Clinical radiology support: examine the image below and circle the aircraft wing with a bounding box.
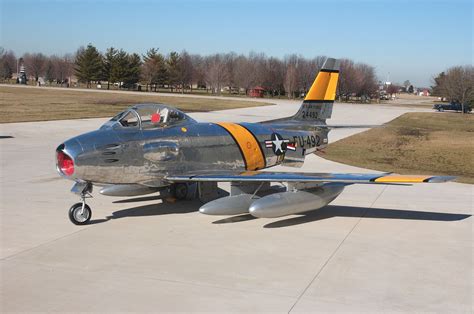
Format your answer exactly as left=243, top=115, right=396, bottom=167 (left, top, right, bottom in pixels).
left=166, top=171, right=455, bottom=184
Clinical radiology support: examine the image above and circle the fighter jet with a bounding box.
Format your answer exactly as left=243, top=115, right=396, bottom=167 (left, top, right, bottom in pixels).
left=56, top=58, right=454, bottom=225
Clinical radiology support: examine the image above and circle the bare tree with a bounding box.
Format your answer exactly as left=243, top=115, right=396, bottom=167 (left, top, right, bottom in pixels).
left=298, top=56, right=326, bottom=94
left=249, top=52, right=267, bottom=87
left=204, top=54, right=229, bottom=94
left=337, top=59, right=356, bottom=101
left=49, top=54, right=73, bottom=86
left=386, top=84, right=399, bottom=97
left=223, top=52, right=238, bottom=93
left=44, top=58, right=55, bottom=84
left=262, top=57, right=285, bottom=96
left=355, top=63, right=378, bottom=99
left=0, top=48, right=16, bottom=80
left=190, top=54, right=205, bottom=91
left=284, top=54, right=300, bottom=98
left=434, top=65, right=474, bottom=113
left=233, top=54, right=255, bottom=95
left=177, top=50, right=194, bottom=93
left=23, top=52, right=47, bottom=82
left=337, top=59, right=377, bottom=102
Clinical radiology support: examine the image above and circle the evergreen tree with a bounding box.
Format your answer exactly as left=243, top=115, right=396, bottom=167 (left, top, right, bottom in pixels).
left=103, top=47, right=117, bottom=89
left=75, top=44, right=102, bottom=88
left=156, top=54, right=168, bottom=87
left=110, top=49, right=129, bottom=88
left=125, top=53, right=141, bottom=87
left=141, top=48, right=160, bottom=91
left=167, top=51, right=180, bottom=92
left=431, top=72, right=446, bottom=96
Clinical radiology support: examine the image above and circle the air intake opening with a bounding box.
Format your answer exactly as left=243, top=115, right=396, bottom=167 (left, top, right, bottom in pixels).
left=56, top=145, right=74, bottom=176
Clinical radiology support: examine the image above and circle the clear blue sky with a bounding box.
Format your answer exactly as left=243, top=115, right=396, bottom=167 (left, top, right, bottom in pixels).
left=1, top=0, right=472, bottom=86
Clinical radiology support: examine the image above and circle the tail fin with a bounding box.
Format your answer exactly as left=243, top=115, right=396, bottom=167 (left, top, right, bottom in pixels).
left=293, top=58, right=340, bottom=121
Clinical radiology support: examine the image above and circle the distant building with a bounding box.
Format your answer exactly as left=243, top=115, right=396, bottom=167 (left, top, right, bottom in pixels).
left=248, top=86, right=265, bottom=98
left=418, top=89, right=431, bottom=96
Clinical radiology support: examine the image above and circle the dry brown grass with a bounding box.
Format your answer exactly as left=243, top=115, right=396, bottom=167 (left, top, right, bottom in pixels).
left=320, top=112, right=474, bottom=184
left=0, top=86, right=271, bottom=123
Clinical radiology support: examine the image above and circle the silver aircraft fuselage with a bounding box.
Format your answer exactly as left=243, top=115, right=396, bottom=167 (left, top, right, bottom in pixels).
left=57, top=104, right=328, bottom=188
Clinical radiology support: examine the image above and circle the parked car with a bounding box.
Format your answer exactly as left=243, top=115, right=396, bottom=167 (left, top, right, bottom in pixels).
left=433, top=102, right=472, bottom=113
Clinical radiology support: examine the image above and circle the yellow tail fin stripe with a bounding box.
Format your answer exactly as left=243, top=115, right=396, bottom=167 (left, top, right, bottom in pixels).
left=216, top=122, right=265, bottom=171
left=374, top=175, right=431, bottom=183
left=305, top=72, right=339, bottom=101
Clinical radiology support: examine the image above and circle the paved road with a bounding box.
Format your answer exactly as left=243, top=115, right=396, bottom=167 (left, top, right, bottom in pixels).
left=0, top=100, right=472, bottom=313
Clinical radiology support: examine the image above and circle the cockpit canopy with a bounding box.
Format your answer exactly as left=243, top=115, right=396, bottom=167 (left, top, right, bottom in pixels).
left=105, top=103, right=195, bottom=130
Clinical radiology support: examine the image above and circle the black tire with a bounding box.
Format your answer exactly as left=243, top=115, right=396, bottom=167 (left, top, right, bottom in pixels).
left=68, top=203, right=92, bottom=225
left=172, top=183, right=189, bottom=200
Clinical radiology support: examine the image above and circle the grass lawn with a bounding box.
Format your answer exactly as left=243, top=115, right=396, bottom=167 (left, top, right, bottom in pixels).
left=320, top=112, right=474, bottom=184
left=0, top=86, right=272, bottom=123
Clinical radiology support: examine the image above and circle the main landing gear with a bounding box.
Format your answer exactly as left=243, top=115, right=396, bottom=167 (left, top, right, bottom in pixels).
left=69, top=182, right=93, bottom=225
left=171, top=182, right=192, bottom=200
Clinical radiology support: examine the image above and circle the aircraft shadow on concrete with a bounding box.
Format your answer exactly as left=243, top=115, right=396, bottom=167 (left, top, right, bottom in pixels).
left=263, top=205, right=471, bottom=228
left=88, top=199, right=201, bottom=224
left=89, top=199, right=470, bottom=227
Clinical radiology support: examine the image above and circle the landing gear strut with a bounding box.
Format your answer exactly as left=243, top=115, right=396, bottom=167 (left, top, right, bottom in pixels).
left=69, top=182, right=93, bottom=225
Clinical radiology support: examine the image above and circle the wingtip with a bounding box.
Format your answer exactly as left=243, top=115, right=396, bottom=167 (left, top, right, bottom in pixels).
left=425, top=176, right=457, bottom=183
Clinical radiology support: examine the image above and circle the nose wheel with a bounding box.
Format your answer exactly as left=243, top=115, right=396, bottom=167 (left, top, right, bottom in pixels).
left=69, top=202, right=92, bottom=225
left=68, top=182, right=93, bottom=225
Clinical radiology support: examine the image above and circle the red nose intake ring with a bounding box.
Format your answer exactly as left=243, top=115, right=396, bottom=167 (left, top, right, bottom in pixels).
left=57, top=149, right=74, bottom=176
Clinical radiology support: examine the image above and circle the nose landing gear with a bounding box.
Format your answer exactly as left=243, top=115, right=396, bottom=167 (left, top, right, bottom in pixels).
left=69, top=182, right=93, bottom=225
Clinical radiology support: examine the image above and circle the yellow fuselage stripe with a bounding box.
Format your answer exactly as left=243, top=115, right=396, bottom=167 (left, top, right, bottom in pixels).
left=217, top=122, right=265, bottom=171
left=374, top=175, right=431, bottom=183
left=304, top=72, right=339, bottom=101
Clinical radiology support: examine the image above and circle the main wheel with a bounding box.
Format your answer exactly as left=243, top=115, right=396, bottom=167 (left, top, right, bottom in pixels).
left=172, top=183, right=189, bottom=200
left=68, top=203, right=92, bottom=225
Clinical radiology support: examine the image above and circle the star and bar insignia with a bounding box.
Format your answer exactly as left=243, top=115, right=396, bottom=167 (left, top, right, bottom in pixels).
left=265, top=133, right=296, bottom=156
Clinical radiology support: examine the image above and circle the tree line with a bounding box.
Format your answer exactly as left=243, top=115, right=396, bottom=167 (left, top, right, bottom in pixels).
left=0, top=44, right=382, bottom=100
left=4, top=44, right=471, bottom=104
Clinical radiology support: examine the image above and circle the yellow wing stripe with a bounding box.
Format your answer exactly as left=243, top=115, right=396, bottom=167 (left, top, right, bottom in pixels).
left=304, top=72, right=339, bottom=101
left=374, top=175, right=432, bottom=183
left=216, top=122, right=265, bottom=171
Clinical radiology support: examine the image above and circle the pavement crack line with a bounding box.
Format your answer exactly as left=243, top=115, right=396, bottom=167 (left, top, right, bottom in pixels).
left=287, top=185, right=388, bottom=313
left=0, top=216, right=118, bottom=262
left=0, top=227, right=92, bottom=262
